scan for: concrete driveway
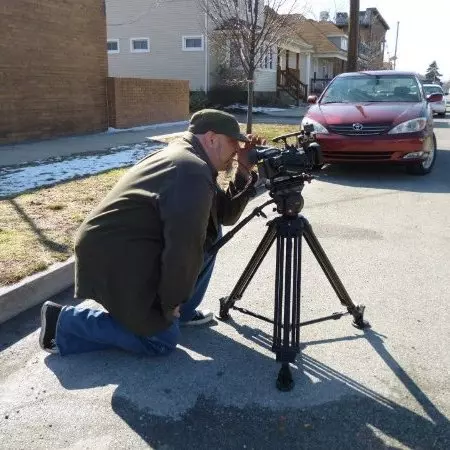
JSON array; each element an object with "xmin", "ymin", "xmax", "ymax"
[{"xmin": 1, "ymin": 117, "xmax": 450, "ymax": 449}]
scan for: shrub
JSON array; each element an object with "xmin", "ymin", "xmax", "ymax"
[
  {"xmin": 207, "ymin": 85, "xmax": 248, "ymax": 107},
  {"xmin": 189, "ymin": 91, "xmax": 210, "ymax": 112}
]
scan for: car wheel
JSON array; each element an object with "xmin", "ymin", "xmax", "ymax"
[{"xmin": 406, "ymin": 134, "xmax": 437, "ymax": 175}]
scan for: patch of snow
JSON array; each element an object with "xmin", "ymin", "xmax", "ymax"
[
  {"xmin": 0, "ymin": 142, "xmax": 164, "ymax": 198},
  {"xmin": 224, "ymin": 103, "xmax": 290, "ymax": 113}
]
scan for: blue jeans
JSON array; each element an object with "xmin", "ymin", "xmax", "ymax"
[{"xmin": 55, "ymin": 246, "xmax": 218, "ymax": 357}]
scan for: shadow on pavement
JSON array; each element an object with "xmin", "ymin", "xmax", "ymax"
[
  {"xmin": 43, "ymin": 318, "xmax": 449, "ymax": 449},
  {"xmin": 0, "ymin": 287, "xmax": 77, "ymax": 352},
  {"xmin": 315, "ymin": 148, "xmax": 450, "ymax": 194}
]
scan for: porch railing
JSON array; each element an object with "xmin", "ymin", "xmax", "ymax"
[{"xmin": 277, "ymin": 69, "xmax": 308, "ymax": 104}]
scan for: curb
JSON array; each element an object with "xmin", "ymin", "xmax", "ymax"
[{"xmin": 0, "ymin": 257, "xmax": 74, "ymax": 324}]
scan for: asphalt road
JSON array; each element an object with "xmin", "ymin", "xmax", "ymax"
[{"xmin": 1, "ymin": 114, "xmax": 450, "ymax": 449}]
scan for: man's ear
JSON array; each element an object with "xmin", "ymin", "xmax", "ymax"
[{"xmin": 204, "ymin": 131, "xmax": 219, "ymax": 149}]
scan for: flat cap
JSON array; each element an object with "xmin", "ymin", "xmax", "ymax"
[{"xmin": 188, "ymin": 109, "xmax": 249, "ymax": 142}]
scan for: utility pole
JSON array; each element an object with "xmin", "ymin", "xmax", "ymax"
[
  {"xmin": 347, "ymin": 0, "xmax": 360, "ymax": 72},
  {"xmin": 393, "ymin": 21, "xmax": 399, "ymax": 69}
]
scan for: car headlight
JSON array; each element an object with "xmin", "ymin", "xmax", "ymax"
[
  {"xmin": 301, "ymin": 117, "xmax": 329, "ymax": 134},
  {"xmin": 388, "ymin": 118, "xmax": 427, "ymax": 134}
]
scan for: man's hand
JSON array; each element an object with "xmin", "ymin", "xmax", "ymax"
[{"xmin": 237, "ymin": 134, "xmax": 267, "ymax": 172}]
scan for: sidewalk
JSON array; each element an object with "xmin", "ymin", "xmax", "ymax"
[{"xmin": 0, "ymin": 122, "xmax": 188, "ymax": 167}]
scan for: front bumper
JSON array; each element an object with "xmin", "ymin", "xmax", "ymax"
[
  {"xmin": 317, "ymin": 132, "xmax": 431, "ymax": 163},
  {"xmin": 430, "ymin": 102, "xmax": 446, "ymax": 114}
]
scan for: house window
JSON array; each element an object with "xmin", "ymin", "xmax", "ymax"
[
  {"xmin": 130, "ymin": 38, "xmax": 150, "ymax": 53},
  {"xmin": 107, "ymin": 39, "xmax": 119, "ymax": 54},
  {"xmin": 182, "ymin": 36, "xmax": 204, "ymax": 51},
  {"xmin": 259, "ymin": 46, "xmax": 274, "ymax": 70},
  {"xmin": 341, "ymin": 37, "xmax": 348, "ymax": 51}
]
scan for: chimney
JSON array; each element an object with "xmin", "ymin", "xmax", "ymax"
[
  {"xmin": 335, "ymin": 12, "xmax": 348, "ymax": 25},
  {"xmin": 319, "ymin": 11, "xmax": 330, "ymax": 21}
]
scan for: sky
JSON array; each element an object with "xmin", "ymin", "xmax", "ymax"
[{"xmin": 286, "ymin": 0, "xmax": 449, "ymax": 81}]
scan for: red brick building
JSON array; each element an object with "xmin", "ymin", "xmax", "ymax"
[{"xmin": 0, "ymin": 0, "xmax": 109, "ymax": 145}]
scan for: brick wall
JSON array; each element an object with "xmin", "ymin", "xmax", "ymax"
[
  {"xmin": 0, "ymin": 0, "xmax": 108, "ymax": 145},
  {"xmin": 107, "ymin": 78, "xmax": 189, "ymax": 129}
]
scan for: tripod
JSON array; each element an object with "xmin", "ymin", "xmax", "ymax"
[{"xmin": 213, "ymin": 174, "xmax": 370, "ymax": 391}]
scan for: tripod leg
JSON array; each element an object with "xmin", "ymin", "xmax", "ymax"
[
  {"xmin": 276, "ymin": 363, "xmax": 294, "ymax": 392},
  {"xmin": 272, "ymin": 218, "xmax": 303, "ymax": 391},
  {"xmin": 219, "ymin": 222, "xmax": 277, "ymax": 319},
  {"xmin": 301, "ymin": 217, "xmax": 370, "ymax": 329}
]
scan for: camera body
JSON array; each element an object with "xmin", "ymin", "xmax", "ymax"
[{"xmin": 248, "ymin": 125, "xmax": 323, "ymax": 181}]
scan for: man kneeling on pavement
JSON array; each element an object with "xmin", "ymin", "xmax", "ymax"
[{"xmin": 38, "ymin": 109, "xmax": 266, "ymax": 357}]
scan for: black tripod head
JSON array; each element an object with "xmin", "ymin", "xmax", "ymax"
[{"xmin": 266, "ymin": 173, "xmax": 315, "ymax": 217}]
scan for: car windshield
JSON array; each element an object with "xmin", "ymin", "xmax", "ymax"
[
  {"xmin": 320, "ymin": 74, "xmax": 422, "ymax": 104},
  {"xmin": 423, "ymin": 85, "xmax": 443, "ymax": 95}
]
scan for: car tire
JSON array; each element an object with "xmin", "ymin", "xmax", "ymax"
[{"xmin": 406, "ymin": 134, "xmax": 437, "ymax": 175}]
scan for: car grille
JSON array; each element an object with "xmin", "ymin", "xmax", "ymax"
[
  {"xmin": 322, "ymin": 151, "xmax": 395, "ymax": 161},
  {"xmin": 327, "ymin": 124, "xmax": 391, "ymax": 135}
]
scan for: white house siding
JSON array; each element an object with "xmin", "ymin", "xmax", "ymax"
[
  {"xmin": 288, "ymin": 52, "xmax": 297, "ymax": 70},
  {"xmin": 300, "ymin": 54, "xmax": 308, "ymax": 84},
  {"xmin": 254, "ymin": 69, "xmax": 277, "ymax": 92},
  {"xmin": 312, "ymin": 58, "xmax": 334, "ymax": 79},
  {"xmin": 106, "ymin": 0, "xmax": 209, "ymax": 91}
]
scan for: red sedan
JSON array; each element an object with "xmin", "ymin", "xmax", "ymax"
[{"xmin": 302, "ymin": 71, "xmax": 443, "ymax": 175}]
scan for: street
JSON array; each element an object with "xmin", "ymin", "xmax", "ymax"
[{"xmin": 1, "ymin": 116, "xmax": 449, "ymax": 449}]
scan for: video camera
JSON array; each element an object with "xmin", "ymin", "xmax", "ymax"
[{"xmin": 247, "ymin": 124, "xmax": 323, "ymax": 181}]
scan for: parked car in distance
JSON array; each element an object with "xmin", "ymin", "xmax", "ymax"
[
  {"xmin": 302, "ymin": 71, "xmax": 443, "ymax": 175},
  {"xmin": 422, "ymin": 84, "xmax": 447, "ymax": 117}
]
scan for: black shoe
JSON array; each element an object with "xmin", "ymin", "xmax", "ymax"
[{"xmin": 39, "ymin": 301, "xmax": 62, "ymax": 354}]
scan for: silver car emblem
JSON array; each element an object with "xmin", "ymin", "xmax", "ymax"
[{"xmin": 352, "ymin": 123, "xmax": 364, "ymax": 131}]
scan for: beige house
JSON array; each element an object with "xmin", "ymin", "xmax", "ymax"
[
  {"xmin": 285, "ymin": 15, "xmax": 348, "ymax": 94},
  {"xmin": 105, "ymin": 0, "xmax": 313, "ymax": 103}
]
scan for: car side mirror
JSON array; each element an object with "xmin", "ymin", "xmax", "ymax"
[
  {"xmin": 307, "ymin": 95, "xmax": 317, "ymax": 104},
  {"xmin": 426, "ymin": 93, "xmax": 443, "ymax": 102}
]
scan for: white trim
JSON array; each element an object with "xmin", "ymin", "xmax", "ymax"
[
  {"xmin": 182, "ymin": 35, "xmax": 204, "ymax": 51},
  {"xmin": 204, "ymin": 12, "xmax": 208, "ymax": 91},
  {"xmin": 306, "ymin": 53, "xmax": 312, "ymax": 95},
  {"xmin": 130, "ymin": 37, "xmax": 150, "ymax": 53},
  {"xmin": 326, "ymin": 33, "xmax": 348, "ymax": 38},
  {"xmin": 107, "ymin": 39, "xmax": 120, "ymax": 54},
  {"xmin": 314, "ymin": 52, "xmax": 347, "ymax": 61}
]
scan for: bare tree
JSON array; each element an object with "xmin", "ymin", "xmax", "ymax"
[{"xmin": 198, "ymin": 0, "xmax": 309, "ymax": 133}]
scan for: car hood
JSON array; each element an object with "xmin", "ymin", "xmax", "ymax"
[{"xmin": 307, "ymin": 102, "xmax": 425, "ymax": 126}]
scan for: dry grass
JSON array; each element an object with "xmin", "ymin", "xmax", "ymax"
[{"xmin": 0, "ymin": 123, "xmax": 298, "ymax": 286}]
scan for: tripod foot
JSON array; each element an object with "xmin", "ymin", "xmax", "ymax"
[
  {"xmin": 276, "ymin": 363, "xmax": 295, "ymax": 392},
  {"xmin": 351, "ymin": 304, "xmax": 371, "ymax": 330},
  {"xmin": 218, "ymin": 297, "xmax": 232, "ymax": 321}
]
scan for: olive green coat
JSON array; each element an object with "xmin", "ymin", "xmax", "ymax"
[{"xmin": 74, "ymin": 132, "xmax": 257, "ymax": 336}]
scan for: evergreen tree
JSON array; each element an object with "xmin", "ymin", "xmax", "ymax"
[{"xmin": 425, "ymin": 61, "xmax": 442, "ymax": 84}]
